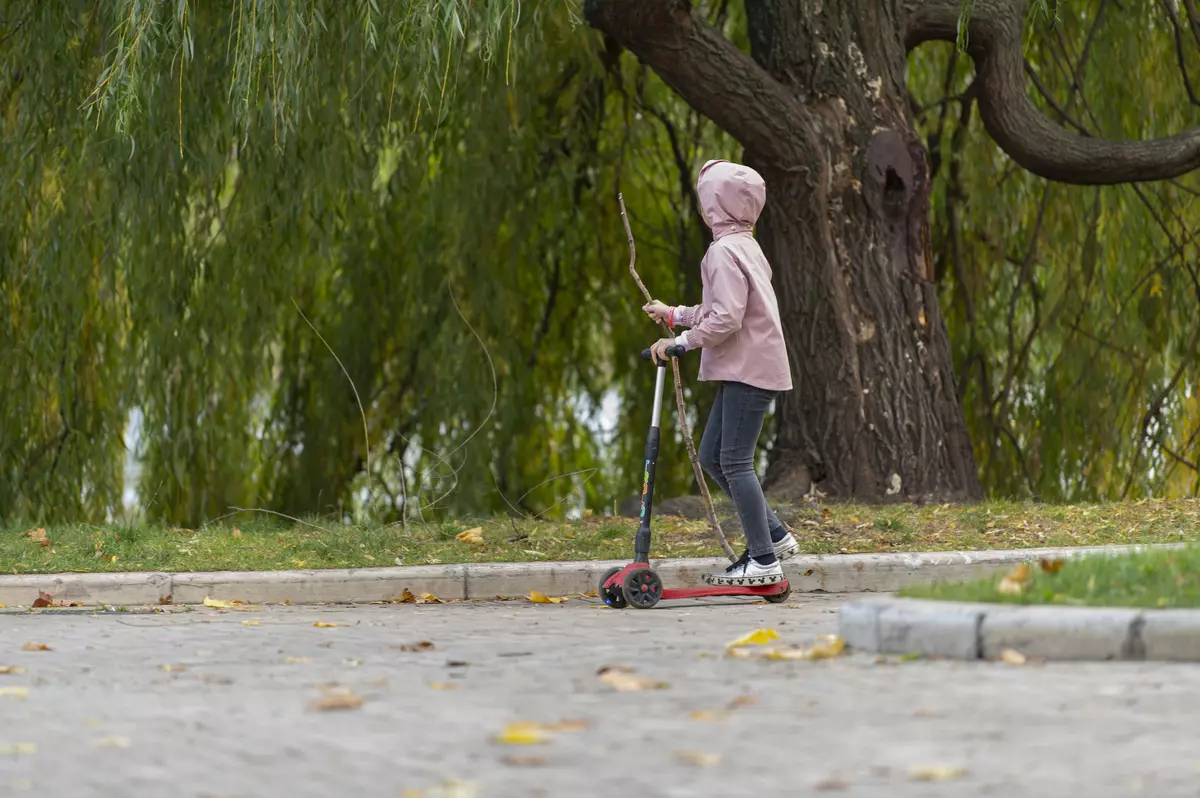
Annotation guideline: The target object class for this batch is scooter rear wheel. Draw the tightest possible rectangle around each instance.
[622,568,664,609]
[600,567,627,609]
[763,583,792,604]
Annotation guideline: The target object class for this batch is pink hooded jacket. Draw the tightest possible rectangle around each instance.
[673,160,792,392]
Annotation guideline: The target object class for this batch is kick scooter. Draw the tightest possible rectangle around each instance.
[599,346,792,609]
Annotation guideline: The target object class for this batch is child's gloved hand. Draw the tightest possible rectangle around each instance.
[642,300,672,325]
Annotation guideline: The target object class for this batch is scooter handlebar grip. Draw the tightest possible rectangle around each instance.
[640,346,688,361]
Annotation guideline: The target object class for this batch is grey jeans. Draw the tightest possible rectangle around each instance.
[698,382,784,559]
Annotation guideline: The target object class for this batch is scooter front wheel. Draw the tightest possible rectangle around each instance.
[763,583,792,604]
[622,568,664,609]
[600,567,627,609]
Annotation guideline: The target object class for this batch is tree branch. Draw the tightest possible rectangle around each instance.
[584,0,815,165]
[906,0,1200,184]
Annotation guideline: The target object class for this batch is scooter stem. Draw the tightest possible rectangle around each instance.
[634,358,669,564]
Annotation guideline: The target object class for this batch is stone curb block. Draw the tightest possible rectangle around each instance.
[0,543,1176,608]
[0,572,170,608]
[838,597,1200,662]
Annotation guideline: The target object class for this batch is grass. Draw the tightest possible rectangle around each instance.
[2,498,1200,575]
[900,545,1200,609]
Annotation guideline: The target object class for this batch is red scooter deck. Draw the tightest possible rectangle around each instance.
[601,561,790,608]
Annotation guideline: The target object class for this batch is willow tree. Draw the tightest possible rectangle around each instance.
[587,0,1200,502]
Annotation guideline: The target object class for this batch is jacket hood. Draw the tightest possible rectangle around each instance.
[697,159,766,239]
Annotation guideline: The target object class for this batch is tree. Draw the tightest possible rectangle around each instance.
[585,0,1200,502]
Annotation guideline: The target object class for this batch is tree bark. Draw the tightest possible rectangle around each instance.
[587,0,982,501]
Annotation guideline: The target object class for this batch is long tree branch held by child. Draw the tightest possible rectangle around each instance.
[619,192,737,563]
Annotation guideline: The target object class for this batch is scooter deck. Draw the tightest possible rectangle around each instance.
[602,562,790,600]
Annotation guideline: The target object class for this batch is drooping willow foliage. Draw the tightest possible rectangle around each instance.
[2,0,1198,526]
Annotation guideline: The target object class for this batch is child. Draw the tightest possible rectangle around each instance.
[644,159,796,586]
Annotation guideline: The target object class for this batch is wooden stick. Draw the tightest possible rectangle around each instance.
[619,193,736,563]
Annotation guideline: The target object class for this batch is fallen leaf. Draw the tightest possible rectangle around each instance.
[418,592,442,604]
[675,750,723,767]
[107,555,119,564]
[728,635,847,661]
[427,681,458,691]
[159,664,188,673]
[690,710,730,722]
[309,688,363,711]
[343,658,363,667]
[202,597,246,609]
[313,621,342,628]
[730,694,757,707]
[232,527,242,538]
[0,742,37,756]
[455,527,484,544]
[31,592,55,608]
[596,665,669,692]
[395,641,435,652]
[543,720,588,732]
[284,657,312,664]
[241,621,260,626]
[908,765,967,782]
[21,642,50,652]
[95,736,132,749]
[1039,558,1065,574]
[495,722,549,745]
[0,687,28,698]
[528,591,566,604]
[1006,562,1032,583]
[814,778,850,791]
[502,754,548,767]
[996,577,1025,596]
[447,660,470,668]
[725,628,780,648]
[24,528,49,548]
[1000,648,1027,666]
[0,666,25,675]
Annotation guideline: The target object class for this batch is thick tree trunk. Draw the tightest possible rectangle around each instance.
[743,0,981,503]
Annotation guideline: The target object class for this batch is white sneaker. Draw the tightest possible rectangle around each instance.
[773,532,800,561]
[704,555,784,586]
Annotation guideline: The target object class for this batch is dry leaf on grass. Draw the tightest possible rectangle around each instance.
[395,641,435,652]
[495,722,549,745]
[528,591,567,604]
[1000,649,1027,666]
[24,528,51,548]
[313,622,342,628]
[21,642,50,652]
[596,665,669,692]
[0,687,29,698]
[908,765,967,782]
[310,687,363,711]
[725,628,779,648]
[455,527,484,544]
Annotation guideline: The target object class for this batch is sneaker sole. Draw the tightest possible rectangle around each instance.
[702,572,785,587]
[774,537,800,560]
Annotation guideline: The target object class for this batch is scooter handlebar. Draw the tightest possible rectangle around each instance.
[640,345,688,361]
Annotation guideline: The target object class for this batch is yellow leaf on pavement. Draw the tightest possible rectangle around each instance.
[0,743,36,755]
[284,657,311,664]
[0,666,25,675]
[725,628,780,648]
[0,687,29,698]
[427,682,459,691]
[1000,648,1026,666]
[96,736,132,749]
[909,765,967,781]
[597,665,669,692]
[21,642,50,652]
[690,710,729,722]
[310,688,363,711]
[675,750,723,767]
[495,722,549,745]
[159,664,187,672]
[313,622,342,628]
[202,597,246,609]
[242,621,260,626]
[456,527,484,544]
[528,591,566,604]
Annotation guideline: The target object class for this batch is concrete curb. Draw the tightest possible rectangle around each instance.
[0,543,1173,609]
[839,596,1200,662]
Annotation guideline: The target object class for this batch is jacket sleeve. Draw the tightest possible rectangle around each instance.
[673,304,702,328]
[679,248,747,350]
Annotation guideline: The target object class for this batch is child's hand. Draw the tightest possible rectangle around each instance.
[642,300,671,325]
[649,337,677,363]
